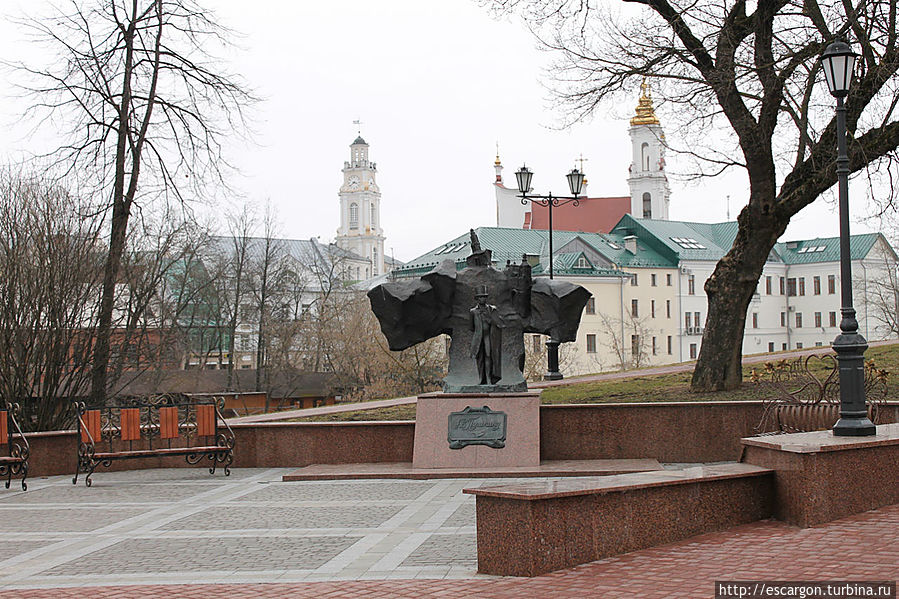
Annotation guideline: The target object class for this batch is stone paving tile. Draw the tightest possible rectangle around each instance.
[82,468,266,483]
[400,533,476,567]
[4,502,899,596]
[41,536,361,575]
[441,503,475,528]
[236,481,433,502]
[0,542,55,563]
[0,507,148,533]
[0,484,210,504]
[162,504,405,530]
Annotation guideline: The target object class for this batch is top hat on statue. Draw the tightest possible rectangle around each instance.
[475,285,489,298]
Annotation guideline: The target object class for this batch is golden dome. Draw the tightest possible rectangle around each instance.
[630,78,660,126]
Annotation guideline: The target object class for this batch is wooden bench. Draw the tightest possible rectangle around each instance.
[752,354,887,434]
[0,403,29,491]
[73,395,235,487]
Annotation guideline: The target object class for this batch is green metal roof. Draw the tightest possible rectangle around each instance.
[612,215,734,261]
[394,226,677,278]
[394,221,888,280]
[774,233,880,264]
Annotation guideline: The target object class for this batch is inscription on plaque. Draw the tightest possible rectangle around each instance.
[447,406,507,450]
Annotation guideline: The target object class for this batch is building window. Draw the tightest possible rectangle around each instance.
[689,343,697,360]
[651,300,656,318]
[349,203,359,229]
[787,278,797,296]
[780,312,786,327]
[533,335,541,352]
[585,297,595,314]
[651,273,657,286]
[795,312,803,328]
[766,276,772,295]
[694,312,701,329]
[576,255,590,269]
[799,277,806,296]
[814,312,822,328]
[631,273,638,286]
[586,334,596,353]
[370,203,376,226]
[828,274,836,294]
[688,275,695,295]
[815,341,823,347]
[666,273,672,286]
[652,336,657,355]
[643,192,652,218]
[768,342,775,352]
[752,312,758,328]
[779,277,785,295]
[631,299,639,317]
[631,334,640,357]
[666,299,671,318]
[813,276,821,295]
[667,335,672,355]
[685,312,692,330]
[796,342,803,349]
[782,343,787,350]
[829,311,837,327]
[641,142,650,171]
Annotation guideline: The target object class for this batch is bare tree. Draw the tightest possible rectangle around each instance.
[522,334,581,380]
[12,0,255,403]
[598,312,654,370]
[249,203,286,403]
[490,0,899,390]
[220,207,255,389]
[856,243,899,339]
[0,169,103,431]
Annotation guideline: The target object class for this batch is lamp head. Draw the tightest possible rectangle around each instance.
[566,168,585,196]
[821,39,857,98]
[515,165,533,195]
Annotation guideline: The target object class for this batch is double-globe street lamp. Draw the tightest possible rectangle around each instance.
[821,39,876,436]
[514,165,586,380]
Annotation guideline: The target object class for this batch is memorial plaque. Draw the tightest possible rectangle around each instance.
[447,406,507,449]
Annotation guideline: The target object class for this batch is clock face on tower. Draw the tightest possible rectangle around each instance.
[348,176,360,189]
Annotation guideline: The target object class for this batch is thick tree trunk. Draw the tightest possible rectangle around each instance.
[691,203,787,391]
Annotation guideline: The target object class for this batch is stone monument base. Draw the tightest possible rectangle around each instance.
[412,392,540,469]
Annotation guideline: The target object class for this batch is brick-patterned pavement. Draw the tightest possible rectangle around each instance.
[0,467,896,598]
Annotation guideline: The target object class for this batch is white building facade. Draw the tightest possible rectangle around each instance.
[336,136,385,278]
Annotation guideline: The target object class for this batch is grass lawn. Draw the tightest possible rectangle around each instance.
[291,343,899,422]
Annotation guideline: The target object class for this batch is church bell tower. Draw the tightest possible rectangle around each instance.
[627,80,670,220]
[336,136,385,277]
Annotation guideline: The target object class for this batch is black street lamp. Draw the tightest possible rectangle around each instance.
[821,39,876,436]
[515,164,585,380]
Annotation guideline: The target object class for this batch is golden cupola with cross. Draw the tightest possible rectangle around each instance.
[627,79,670,220]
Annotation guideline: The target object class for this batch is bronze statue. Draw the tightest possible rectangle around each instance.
[367,229,591,393]
[470,285,501,385]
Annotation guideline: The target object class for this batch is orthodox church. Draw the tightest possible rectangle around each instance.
[494,81,671,232]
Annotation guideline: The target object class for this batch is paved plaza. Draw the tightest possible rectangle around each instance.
[0,468,896,598]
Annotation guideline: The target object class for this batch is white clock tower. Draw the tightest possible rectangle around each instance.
[336,136,385,277]
[627,80,670,220]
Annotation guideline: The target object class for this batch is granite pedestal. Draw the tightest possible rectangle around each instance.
[741,422,899,527]
[412,392,540,469]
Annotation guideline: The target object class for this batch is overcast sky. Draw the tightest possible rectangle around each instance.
[0,1,879,262]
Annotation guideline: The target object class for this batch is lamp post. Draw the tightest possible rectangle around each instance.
[821,39,876,436]
[515,165,585,380]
